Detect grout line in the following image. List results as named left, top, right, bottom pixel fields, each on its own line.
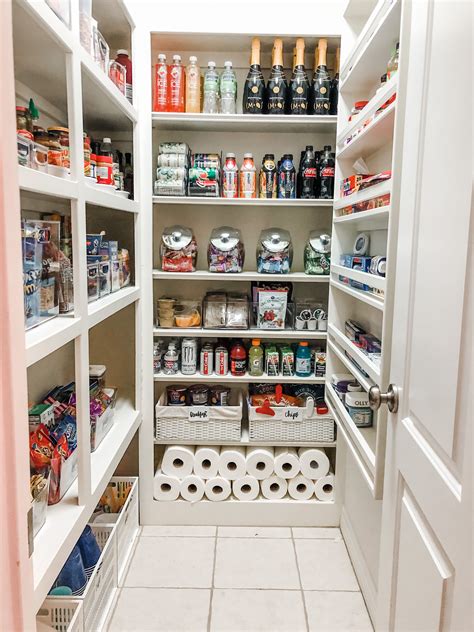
left=120, top=585, right=361, bottom=592
left=207, top=530, right=218, bottom=632
left=291, top=529, right=310, bottom=632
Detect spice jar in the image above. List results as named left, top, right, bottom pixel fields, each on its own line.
left=257, top=228, right=293, bottom=274
left=304, top=230, right=331, bottom=275
left=208, top=226, right=245, bottom=273
left=160, top=225, right=197, bottom=272
left=48, top=127, right=70, bottom=169
left=83, top=133, right=91, bottom=177
left=16, top=106, right=33, bottom=140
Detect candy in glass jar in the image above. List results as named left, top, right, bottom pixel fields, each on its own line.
left=304, top=230, right=331, bottom=275
left=256, top=228, right=293, bottom=274
left=160, top=225, right=197, bottom=272
left=207, top=226, right=245, bottom=273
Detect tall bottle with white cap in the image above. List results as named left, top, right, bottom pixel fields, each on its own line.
left=168, top=54, right=185, bottom=113
left=220, top=61, right=237, bottom=114
left=185, top=56, right=201, bottom=113
left=203, top=61, right=219, bottom=114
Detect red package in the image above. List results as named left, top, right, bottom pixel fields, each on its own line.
left=30, top=424, right=55, bottom=471
left=48, top=435, right=71, bottom=505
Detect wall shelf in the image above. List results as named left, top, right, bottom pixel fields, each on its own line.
left=153, top=270, right=330, bottom=283
left=84, top=184, right=139, bottom=213
left=154, top=372, right=325, bottom=384
left=153, top=327, right=327, bottom=340
left=88, top=286, right=140, bottom=329
left=327, top=339, right=373, bottom=392
left=328, top=323, right=380, bottom=384
left=337, top=100, right=396, bottom=160
left=331, top=264, right=386, bottom=293
left=333, top=206, right=390, bottom=230
left=334, top=180, right=392, bottom=211
left=153, top=196, right=333, bottom=207
left=18, top=167, right=78, bottom=200
left=331, top=279, right=384, bottom=311
left=25, top=317, right=82, bottom=368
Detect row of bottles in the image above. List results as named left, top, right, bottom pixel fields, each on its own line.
left=243, top=37, right=339, bottom=116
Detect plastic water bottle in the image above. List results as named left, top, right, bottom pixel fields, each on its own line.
left=220, top=60, right=237, bottom=114
left=203, top=61, right=219, bottom=114
left=185, top=55, right=201, bottom=113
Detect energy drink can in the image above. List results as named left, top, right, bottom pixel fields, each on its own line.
left=181, top=338, right=198, bottom=375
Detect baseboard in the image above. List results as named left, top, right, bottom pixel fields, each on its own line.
left=340, top=507, right=377, bottom=626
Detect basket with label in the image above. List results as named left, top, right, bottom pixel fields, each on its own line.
left=155, top=388, right=243, bottom=443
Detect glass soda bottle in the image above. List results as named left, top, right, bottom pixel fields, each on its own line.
left=220, top=61, right=237, bottom=114
left=239, top=153, right=257, bottom=198
left=203, top=61, right=219, bottom=114
left=319, top=145, right=335, bottom=199
left=185, top=56, right=201, bottom=113
left=222, top=153, right=239, bottom=198
left=168, top=54, right=185, bottom=113
left=153, top=53, right=168, bottom=112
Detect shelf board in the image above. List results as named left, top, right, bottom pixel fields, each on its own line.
left=154, top=371, right=325, bottom=384
left=327, top=339, right=373, bottom=392
left=343, top=0, right=379, bottom=20
left=331, top=279, right=384, bottom=312
left=152, top=111, right=338, bottom=133
left=154, top=327, right=327, bottom=340
left=153, top=196, right=333, bottom=207
left=331, top=264, right=386, bottom=292
left=84, top=183, right=139, bottom=213
left=333, top=206, right=390, bottom=230
left=328, top=323, right=380, bottom=384
left=88, top=286, right=140, bottom=329
left=25, top=316, right=82, bottom=367
left=18, top=166, right=78, bottom=200
left=337, top=100, right=396, bottom=160
left=334, top=180, right=392, bottom=211
left=153, top=270, right=330, bottom=283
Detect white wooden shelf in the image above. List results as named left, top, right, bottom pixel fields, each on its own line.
left=88, top=286, right=140, bottom=328
left=25, top=316, right=82, bottom=368
left=15, top=0, right=74, bottom=54
left=328, top=339, right=373, bottom=392
left=337, top=100, right=396, bottom=160
left=334, top=180, right=392, bottom=211
left=153, top=327, right=327, bottom=340
left=333, top=206, right=390, bottom=230
left=153, top=196, right=333, bottom=207
left=152, top=111, right=337, bottom=133
left=84, top=183, right=139, bottom=213
left=154, top=371, right=325, bottom=384
left=328, top=323, right=380, bottom=384
left=343, top=0, right=378, bottom=21
left=18, top=166, right=78, bottom=200
left=331, top=264, right=386, bottom=293
left=331, top=278, right=384, bottom=311
left=153, top=270, right=330, bottom=283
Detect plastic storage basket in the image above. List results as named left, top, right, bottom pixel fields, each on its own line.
left=155, top=390, right=243, bottom=443
left=37, top=599, right=83, bottom=632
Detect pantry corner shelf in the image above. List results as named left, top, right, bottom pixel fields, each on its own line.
left=153, top=372, right=325, bottom=384
left=87, top=286, right=141, bottom=329
left=152, top=270, right=330, bottom=283
left=84, top=183, right=139, bottom=213
left=18, top=166, right=79, bottom=200
left=25, top=316, right=82, bottom=368
left=331, top=264, right=386, bottom=293
left=152, top=196, right=334, bottom=207
left=337, top=99, right=396, bottom=160
left=333, top=206, right=390, bottom=230
left=331, top=278, right=384, bottom=311
left=328, top=323, right=380, bottom=384
left=153, top=327, right=328, bottom=340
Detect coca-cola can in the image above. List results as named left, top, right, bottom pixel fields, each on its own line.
left=214, top=345, right=229, bottom=376
left=200, top=343, right=214, bottom=375
left=181, top=338, right=197, bottom=375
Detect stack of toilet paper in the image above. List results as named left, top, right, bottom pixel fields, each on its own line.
left=154, top=445, right=334, bottom=502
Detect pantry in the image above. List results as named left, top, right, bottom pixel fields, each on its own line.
left=1, top=0, right=471, bottom=631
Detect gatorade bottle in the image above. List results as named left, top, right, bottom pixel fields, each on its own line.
left=230, top=340, right=247, bottom=376
left=220, top=61, right=237, bottom=114
left=248, top=339, right=264, bottom=376
left=203, top=61, right=219, bottom=114
left=168, top=54, right=185, bottom=113
left=153, top=53, right=168, bottom=112
left=295, top=341, right=312, bottom=377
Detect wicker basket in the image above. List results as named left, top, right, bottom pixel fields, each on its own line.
left=155, top=390, right=243, bottom=443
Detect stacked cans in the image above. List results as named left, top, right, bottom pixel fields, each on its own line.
left=188, top=153, right=221, bottom=197
left=154, top=142, right=189, bottom=196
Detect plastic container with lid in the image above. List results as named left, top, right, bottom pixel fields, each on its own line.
left=160, top=225, right=197, bottom=272
left=345, top=391, right=373, bottom=427
left=207, top=226, right=245, bottom=273
left=109, top=60, right=126, bottom=95
left=257, top=228, right=293, bottom=274
left=304, top=230, right=331, bottom=275
left=348, top=100, right=368, bottom=122
left=89, top=364, right=107, bottom=388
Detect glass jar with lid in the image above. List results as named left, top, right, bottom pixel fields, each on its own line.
left=48, top=127, right=70, bottom=169
left=256, top=228, right=293, bottom=274
left=304, top=230, right=331, bottom=275
left=160, top=225, right=197, bottom=272
left=207, top=226, right=245, bottom=273
left=16, top=106, right=33, bottom=140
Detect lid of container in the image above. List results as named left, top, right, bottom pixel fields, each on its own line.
left=226, top=152, right=236, bottom=158
left=346, top=392, right=370, bottom=407
left=117, top=49, right=129, bottom=56
left=89, top=364, right=107, bottom=377
left=189, top=55, right=197, bottom=62
left=331, top=373, right=354, bottom=384
left=173, top=54, right=181, bottom=62
left=347, top=382, right=362, bottom=392
left=224, top=60, right=232, bottom=67
left=16, top=106, right=28, bottom=113
left=251, top=339, right=261, bottom=346
left=158, top=53, right=166, bottom=61
left=48, top=126, right=69, bottom=133
left=309, top=230, right=331, bottom=254
left=244, top=152, right=253, bottom=158
left=162, top=225, right=193, bottom=250
left=260, top=228, right=291, bottom=253
left=210, top=226, right=241, bottom=251
left=208, top=61, right=216, bottom=67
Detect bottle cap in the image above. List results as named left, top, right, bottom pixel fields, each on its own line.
left=300, top=341, right=309, bottom=346
left=117, top=49, right=129, bottom=56
left=189, top=55, right=197, bottom=63
left=252, top=339, right=261, bottom=346
left=224, top=60, right=232, bottom=67
left=244, top=152, right=253, bottom=158
left=102, top=137, right=111, bottom=143
left=158, top=53, right=166, bottom=61
left=226, top=152, right=236, bottom=157
left=306, top=145, right=314, bottom=151
left=173, top=54, right=181, bottom=62
left=324, top=145, right=332, bottom=151
left=208, top=61, right=216, bottom=68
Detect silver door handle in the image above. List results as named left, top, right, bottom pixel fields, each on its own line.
left=368, top=384, right=399, bottom=413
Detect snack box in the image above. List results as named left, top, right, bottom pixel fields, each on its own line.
left=339, top=254, right=372, bottom=290
left=29, top=403, right=55, bottom=430
left=345, top=319, right=366, bottom=342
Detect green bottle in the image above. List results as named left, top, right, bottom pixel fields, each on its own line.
left=249, top=339, right=264, bottom=376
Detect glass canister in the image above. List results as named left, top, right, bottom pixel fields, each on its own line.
left=304, top=230, right=331, bottom=275
left=16, top=106, right=33, bottom=139
left=207, top=226, right=245, bottom=273
left=256, top=228, right=293, bottom=274
left=48, top=127, right=70, bottom=169
left=160, top=225, right=197, bottom=272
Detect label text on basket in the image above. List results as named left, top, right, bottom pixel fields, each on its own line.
left=188, top=407, right=210, bottom=422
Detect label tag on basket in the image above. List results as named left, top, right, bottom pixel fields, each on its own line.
left=283, top=407, right=303, bottom=422
left=188, top=407, right=210, bottom=422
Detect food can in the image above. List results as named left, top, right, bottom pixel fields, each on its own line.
left=200, top=343, right=214, bottom=375
left=166, top=384, right=187, bottom=406
left=210, top=385, right=231, bottom=406
left=181, top=338, right=198, bottom=375
left=187, top=384, right=209, bottom=406
left=214, top=345, right=229, bottom=376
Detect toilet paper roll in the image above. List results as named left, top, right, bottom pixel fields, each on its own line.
left=261, top=475, right=288, bottom=500
left=288, top=475, right=314, bottom=501
left=232, top=475, right=260, bottom=501
left=194, top=446, right=220, bottom=478
left=298, top=447, right=330, bottom=480
left=153, top=470, right=181, bottom=501
left=218, top=446, right=247, bottom=481
left=314, top=474, right=335, bottom=501
left=204, top=477, right=232, bottom=502
left=180, top=475, right=205, bottom=502
left=162, top=445, right=195, bottom=478
left=274, top=447, right=300, bottom=479
left=246, top=447, right=274, bottom=480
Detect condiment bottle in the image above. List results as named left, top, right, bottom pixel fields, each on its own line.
left=97, top=137, right=114, bottom=185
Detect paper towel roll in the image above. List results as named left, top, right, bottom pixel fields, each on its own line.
left=298, top=447, right=330, bottom=480
left=314, top=474, right=335, bottom=501
left=154, top=470, right=181, bottom=501
left=261, top=475, right=288, bottom=500
left=162, top=445, right=195, bottom=478
left=218, top=446, right=247, bottom=481
left=288, top=474, right=314, bottom=501
left=204, top=477, right=232, bottom=502
left=274, top=447, right=300, bottom=479
left=194, top=446, right=220, bottom=478
left=232, top=476, right=260, bottom=501
left=180, top=475, right=205, bottom=502
left=246, top=446, right=274, bottom=480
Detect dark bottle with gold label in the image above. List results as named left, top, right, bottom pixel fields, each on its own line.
left=329, top=47, right=340, bottom=115
left=289, top=38, right=309, bottom=115
left=243, top=37, right=265, bottom=114
left=266, top=38, right=288, bottom=114
left=311, top=39, right=331, bottom=115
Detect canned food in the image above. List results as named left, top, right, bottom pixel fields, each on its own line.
left=214, top=345, right=229, bottom=376
left=166, top=384, right=187, bottom=406
left=187, top=384, right=209, bottom=406
left=181, top=338, right=198, bottom=375
left=210, top=385, right=231, bottom=406
left=200, top=343, right=214, bottom=375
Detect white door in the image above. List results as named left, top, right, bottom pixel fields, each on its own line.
left=375, top=0, right=472, bottom=630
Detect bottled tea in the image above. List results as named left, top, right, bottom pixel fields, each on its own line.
left=319, top=145, right=335, bottom=199
left=297, top=145, right=317, bottom=199
left=290, top=38, right=309, bottom=114
left=329, top=47, right=340, bottom=115
left=311, top=39, right=331, bottom=115
left=243, top=38, right=265, bottom=114
left=259, top=154, right=277, bottom=198
left=266, top=38, right=288, bottom=114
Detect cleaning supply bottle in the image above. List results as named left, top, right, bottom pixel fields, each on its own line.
left=248, top=339, right=264, bottom=376
left=295, top=341, right=312, bottom=377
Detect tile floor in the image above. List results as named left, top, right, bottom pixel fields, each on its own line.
left=108, top=526, right=373, bottom=632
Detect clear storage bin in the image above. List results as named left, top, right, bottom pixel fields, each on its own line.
left=90, top=387, right=117, bottom=451
left=202, top=292, right=249, bottom=329
left=156, top=298, right=202, bottom=328
left=256, top=228, right=293, bottom=274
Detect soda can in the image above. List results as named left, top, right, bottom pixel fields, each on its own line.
left=156, top=166, right=186, bottom=181
left=158, top=142, right=188, bottom=155
left=157, top=153, right=187, bottom=168
left=200, top=343, right=214, bottom=375
left=181, top=338, right=198, bottom=375
left=214, top=345, right=229, bottom=376
left=192, top=153, right=220, bottom=169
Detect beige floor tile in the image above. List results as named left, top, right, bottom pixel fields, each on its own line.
left=292, top=527, right=342, bottom=540
left=295, top=540, right=359, bottom=591
left=218, top=526, right=292, bottom=538
left=214, top=538, right=300, bottom=589
left=141, top=525, right=217, bottom=537
left=305, top=590, right=373, bottom=631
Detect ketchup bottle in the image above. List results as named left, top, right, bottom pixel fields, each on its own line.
left=168, top=54, right=185, bottom=113
left=153, top=53, right=168, bottom=112
left=230, top=340, right=247, bottom=376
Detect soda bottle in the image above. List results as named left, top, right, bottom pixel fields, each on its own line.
left=239, top=153, right=257, bottom=198
left=259, top=154, right=277, bottom=198
left=203, top=61, right=219, bottom=114
left=222, top=153, right=239, bottom=198
left=278, top=154, right=296, bottom=199
left=220, top=61, right=237, bottom=114
left=319, top=145, right=335, bottom=199
left=168, top=54, right=185, bottom=113
left=185, top=56, right=201, bottom=113
left=153, top=53, right=168, bottom=112
left=297, top=145, right=317, bottom=198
